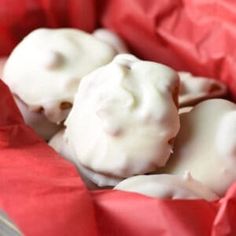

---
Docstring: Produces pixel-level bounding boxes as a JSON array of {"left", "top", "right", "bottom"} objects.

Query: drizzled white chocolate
[
  {"left": 3, "top": 28, "right": 116, "bottom": 123},
  {"left": 164, "top": 99, "right": 236, "bottom": 196},
  {"left": 115, "top": 173, "right": 219, "bottom": 201},
  {"left": 93, "top": 28, "right": 128, "bottom": 54},
  {"left": 65, "top": 54, "right": 180, "bottom": 178},
  {"left": 179, "top": 72, "right": 227, "bottom": 107}
]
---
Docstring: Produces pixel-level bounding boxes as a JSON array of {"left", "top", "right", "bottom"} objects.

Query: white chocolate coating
[
  {"left": 115, "top": 173, "right": 219, "bottom": 201},
  {"left": 3, "top": 28, "right": 116, "bottom": 123},
  {"left": 14, "top": 96, "right": 61, "bottom": 140},
  {"left": 179, "top": 72, "right": 227, "bottom": 107},
  {"left": 49, "top": 129, "right": 122, "bottom": 188},
  {"left": 0, "top": 57, "right": 6, "bottom": 78},
  {"left": 49, "top": 129, "right": 73, "bottom": 160},
  {"left": 215, "top": 111, "right": 236, "bottom": 159},
  {"left": 65, "top": 54, "right": 180, "bottom": 178},
  {"left": 165, "top": 99, "right": 236, "bottom": 196},
  {"left": 1, "top": 57, "right": 60, "bottom": 140},
  {"left": 178, "top": 106, "right": 193, "bottom": 115},
  {"left": 93, "top": 28, "right": 128, "bottom": 54}
]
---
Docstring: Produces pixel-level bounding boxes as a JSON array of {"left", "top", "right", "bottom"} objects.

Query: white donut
[
  {"left": 49, "top": 129, "right": 122, "bottom": 188},
  {"left": 179, "top": 72, "right": 227, "bottom": 107},
  {"left": 164, "top": 99, "right": 236, "bottom": 196},
  {"left": 115, "top": 173, "right": 219, "bottom": 201},
  {"left": 65, "top": 54, "right": 180, "bottom": 178},
  {"left": 3, "top": 28, "right": 116, "bottom": 123},
  {"left": 93, "top": 28, "right": 128, "bottom": 54}
]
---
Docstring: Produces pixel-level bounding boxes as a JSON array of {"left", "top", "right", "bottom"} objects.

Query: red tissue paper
[
  {"left": 1, "top": 0, "right": 236, "bottom": 235},
  {"left": 0, "top": 0, "right": 96, "bottom": 56},
  {"left": 0, "top": 82, "right": 98, "bottom": 235},
  {"left": 99, "top": 0, "right": 236, "bottom": 101}
]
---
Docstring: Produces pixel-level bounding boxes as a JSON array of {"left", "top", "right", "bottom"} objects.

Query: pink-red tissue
[{"left": 1, "top": 0, "right": 236, "bottom": 235}]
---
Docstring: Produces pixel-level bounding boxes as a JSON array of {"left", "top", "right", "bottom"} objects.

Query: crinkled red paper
[
  {"left": 0, "top": 82, "right": 98, "bottom": 235},
  {"left": 1, "top": 0, "right": 236, "bottom": 235},
  {"left": 0, "top": 0, "right": 96, "bottom": 55}
]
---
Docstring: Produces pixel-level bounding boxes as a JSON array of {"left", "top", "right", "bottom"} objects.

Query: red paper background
[
  {"left": 0, "top": 0, "right": 96, "bottom": 56},
  {"left": 99, "top": 0, "right": 236, "bottom": 101},
  {"left": 0, "top": 82, "right": 98, "bottom": 236},
  {"left": 1, "top": 0, "right": 236, "bottom": 235}
]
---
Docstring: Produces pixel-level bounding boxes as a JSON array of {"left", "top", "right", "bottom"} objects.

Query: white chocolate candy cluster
[
  {"left": 64, "top": 54, "right": 180, "bottom": 179},
  {"left": 163, "top": 99, "right": 236, "bottom": 196},
  {"left": 115, "top": 173, "right": 219, "bottom": 201},
  {"left": 3, "top": 28, "right": 116, "bottom": 123},
  {"left": 2, "top": 28, "right": 118, "bottom": 139}
]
